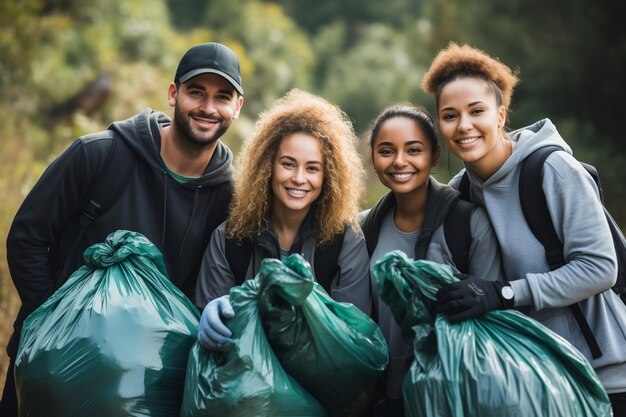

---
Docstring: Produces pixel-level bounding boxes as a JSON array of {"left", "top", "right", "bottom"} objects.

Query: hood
[
  {"left": 108, "top": 108, "right": 233, "bottom": 187},
  {"left": 464, "top": 118, "right": 571, "bottom": 187}
]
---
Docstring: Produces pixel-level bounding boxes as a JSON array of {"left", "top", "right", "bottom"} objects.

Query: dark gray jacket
[{"left": 195, "top": 216, "right": 372, "bottom": 316}]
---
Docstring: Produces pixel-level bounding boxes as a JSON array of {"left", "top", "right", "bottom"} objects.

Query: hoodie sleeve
[
  {"left": 512, "top": 151, "right": 618, "bottom": 309},
  {"left": 327, "top": 225, "right": 372, "bottom": 316},
  {"left": 6, "top": 138, "right": 108, "bottom": 314},
  {"left": 195, "top": 222, "right": 237, "bottom": 308}
]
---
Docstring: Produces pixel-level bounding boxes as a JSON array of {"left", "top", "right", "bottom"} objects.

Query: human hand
[
  {"left": 198, "top": 295, "right": 235, "bottom": 349},
  {"left": 434, "top": 276, "right": 514, "bottom": 323}
]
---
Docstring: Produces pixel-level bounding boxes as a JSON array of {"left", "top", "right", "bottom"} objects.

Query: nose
[
  {"left": 393, "top": 152, "right": 408, "bottom": 167},
  {"left": 458, "top": 114, "right": 472, "bottom": 131},
  {"left": 200, "top": 97, "right": 218, "bottom": 114},
  {"left": 292, "top": 167, "right": 305, "bottom": 184}
]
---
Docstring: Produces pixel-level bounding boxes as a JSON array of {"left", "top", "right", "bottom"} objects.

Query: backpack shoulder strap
[
  {"left": 224, "top": 236, "right": 254, "bottom": 286},
  {"left": 519, "top": 145, "right": 603, "bottom": 359},
  {"left": 79, "top": 130, "right": 136, "bottom": 227},
  {"left": 519, "top": 145, "right": 565, "bottom": 269},
  {"left": 605, "top": 209, "right": 626, "bottom": 303},
  {"left": 580, "top": 161, "right": 604, "bottom": 203},
  {"left": 443, "top": 199, "right": 474, "bottom": 275},
  {"left": 224, "top": 227, "right": 346, "bottom": 292},
  {"left": 361, "top": 193, "right": 395, "bottom": 256},
  {"left": 458, "top": 171, "right": 471, "bottom": 202},
  {"left": 314, "top": 226, "right": 347, "bottom": 293}
]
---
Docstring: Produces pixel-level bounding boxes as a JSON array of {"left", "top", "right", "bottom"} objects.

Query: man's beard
[{"left": 173, "top": 105, "right": 232, "bottom": 149}]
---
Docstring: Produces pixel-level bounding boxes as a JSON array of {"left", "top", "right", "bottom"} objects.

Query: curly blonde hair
[
  {"left": 421, "top": 43, "right": 519, "bottom": 111},
  {"left": 226, "top": 89, "right": 364, "bottom": 245}
]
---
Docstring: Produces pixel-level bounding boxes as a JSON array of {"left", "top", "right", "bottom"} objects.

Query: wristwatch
[{"left": 500, "top": 284, "right": 515, "bottom": 308}]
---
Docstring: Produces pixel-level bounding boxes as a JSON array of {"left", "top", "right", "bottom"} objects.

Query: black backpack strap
[
  {"left": 79, "top": 130, "right": 136, "bottom": 228},
  {"left": 580, "top": 162, "right": 604, "bottom": 203},
  {"left": 224, "top": 237, "right": 254, "bottom": 285},
  {"left": 519, "top": 145, "right": 565, "bottom": 269},
  {"left": 314, "top": 226, "right": 347, "bottom": 293},
  {"left": 443, "top": 199, "right": 474, "bottom": 275},
  {"left": 225, "top": 227, "right": 345, "bottom": 293},
  {"left": 605, "top": 209, "right": 626, "bottom": 304},
  {"left": 361, "top": 193, "right": 395, "bottom": 257},
  {"left": 519, "top": 145, "right": 603, "bottom": 359},
  {"left": 458, "top": 171, "right": 471, "bottom": 202}
]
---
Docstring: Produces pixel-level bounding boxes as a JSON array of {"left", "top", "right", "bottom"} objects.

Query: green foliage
[
  {"left": 272, "top": 0, "right": 425, "bottom": 38},
  {"left": 165, "top": 0, "right": 208, "bottom": 28},
  {"left": 0, "top": 0, "right": 46, "bottom": 108},
  {"left": 238, "top": 3, "right": 315, "bottom": 117},
  {"left": 320, "top": 24, "right": 422, "bottom": 132},
  {"left": 0, "top": 102, "right": 46, "bottom": 388}
]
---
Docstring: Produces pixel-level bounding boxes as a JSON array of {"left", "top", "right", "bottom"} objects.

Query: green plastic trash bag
[
  {"left": 258, "top": 254, "right": 388, "bottom": 417},
  {"left": 180, "top": 257, "right": 328, "bottom": 417},
  {"left": 15, "top": 230, "right": 200, "bottom": 417},
  {"left": 371, "top": 250, "right": 612, "bottom": 417}
]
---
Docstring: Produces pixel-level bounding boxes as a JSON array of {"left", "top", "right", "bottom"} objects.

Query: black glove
[{"left": 434, "top": 276, "right": 514, "bottom": 323}]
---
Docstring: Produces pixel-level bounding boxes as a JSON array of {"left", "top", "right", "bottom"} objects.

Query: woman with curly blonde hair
[
  {"left": 195, "top": 89, "right": 372, "bottom": 349},
  {"left": 227, "top": 89, "right": 363, "bottom": 245},
  {"left": 423, "top": 43, "right": 626, "bottom": 412}
]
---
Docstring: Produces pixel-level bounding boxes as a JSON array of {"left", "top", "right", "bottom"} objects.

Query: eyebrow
[
  {"left": 376, "top": 139, "right": 424, "bottom": 147},
  {"left": 440, "top": 100, "right": 485, "bottom": 112},
  {"left": 186, "top": 83, "right": 235, "bottom": 95},
  {"left": 278, "top": 155, "right": 322, "bottom": 165},
  {"left": 186, "top": 82, "right": 205, "bottom": 91}
]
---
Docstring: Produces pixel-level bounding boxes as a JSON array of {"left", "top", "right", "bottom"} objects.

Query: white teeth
[
  {"left": 391, "top": 173, "right": 414, "bottom": 179},
  {"left": 287, "top": 188, "right": 307, "bottom": 196},
  {"left": 458, "top": 137, "right": 479, "bottom": 145}
]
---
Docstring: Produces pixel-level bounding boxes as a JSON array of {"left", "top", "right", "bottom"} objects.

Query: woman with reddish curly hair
[
  {"left": 194, "top": 89, "right": 372, "bottom": 349},
  {"left": 423, "top": 43, "right": 626, "bottom": 413}
]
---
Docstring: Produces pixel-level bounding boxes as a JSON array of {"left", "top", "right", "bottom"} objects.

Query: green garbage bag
[
  {"left": 258, "top": 254, "right": 388, "bottom": 417},
  {"left": 15, "top": 230, "right": 200, "bottom": 417},
  {"left": 371, "top": 250, "right": 612, "bottom": 417},
  {"left": 180, "top": 257, "right": 328, "bottom": 417}
]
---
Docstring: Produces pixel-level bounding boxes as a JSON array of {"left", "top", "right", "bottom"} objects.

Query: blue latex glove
[{"left": 198, "top": 295, "right": 235, "bottom": 349}]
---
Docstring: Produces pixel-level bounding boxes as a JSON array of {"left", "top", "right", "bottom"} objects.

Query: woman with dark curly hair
[
  {"left": 422, "top": 43, "right": 626, "bottom": 414},
  {"left": 194, "top": 88, "right": 371, "bottom": 349}
]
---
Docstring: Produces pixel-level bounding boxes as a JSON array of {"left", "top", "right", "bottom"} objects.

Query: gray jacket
[
  {"left": 195, "top": 218, "right": 372, "bottom": 316},
  {"left": 450, "top": 118, "right": 626, "bottom": 393}
]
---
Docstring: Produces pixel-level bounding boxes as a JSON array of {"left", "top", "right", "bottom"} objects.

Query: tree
[{"left": 320, "top": 24, "right": 423, "bottom": 132}]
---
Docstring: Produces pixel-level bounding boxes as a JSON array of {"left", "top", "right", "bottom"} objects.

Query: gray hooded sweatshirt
[{"left": 450, "top": 118, "right": 626, "bottom": 393}]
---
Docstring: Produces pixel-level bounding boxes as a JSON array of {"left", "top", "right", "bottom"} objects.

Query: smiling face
[
  {"left": 372, "top": 116, "right": 439, "bottom": 196},
  {"left": 437, "top": 77, "right": 506, "bottom": 167},
  {"left": 169, "top": 73, "right": 243, "bottom": 148},
  {"left": 271, "top": 132, "right": 324, "bottom": 218}
]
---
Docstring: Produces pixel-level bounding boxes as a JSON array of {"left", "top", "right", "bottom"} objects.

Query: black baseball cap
[{"left": 174, "top": 42, "right": 244, "bottom": 96}]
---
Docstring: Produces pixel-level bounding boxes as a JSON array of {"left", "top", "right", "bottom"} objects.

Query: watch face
[{"left": 501, "top": 286, "right": 515, "bottom": 300}]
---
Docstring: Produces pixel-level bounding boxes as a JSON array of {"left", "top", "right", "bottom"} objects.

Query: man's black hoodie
[{"left": 6, "top": 108, "right": 233, "bottom": 356}]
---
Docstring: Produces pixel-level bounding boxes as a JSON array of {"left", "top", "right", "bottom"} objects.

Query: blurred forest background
[{"left": 0, "top": 0, "right": 624, "bottom": 389}]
